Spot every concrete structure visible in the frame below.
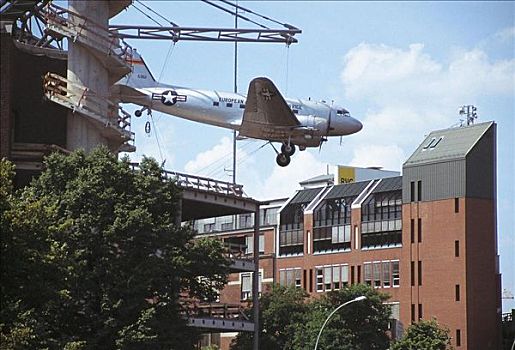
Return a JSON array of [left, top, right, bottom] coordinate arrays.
[[195, 121, 500, 350]]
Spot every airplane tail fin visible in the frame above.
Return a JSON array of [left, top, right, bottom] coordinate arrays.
[[119, 48, 158, 89]]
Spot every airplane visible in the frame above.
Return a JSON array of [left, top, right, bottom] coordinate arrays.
[[112, 49, 363, 167]]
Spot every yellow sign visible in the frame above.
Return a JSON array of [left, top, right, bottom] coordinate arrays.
[[338, 166, 356, 184]]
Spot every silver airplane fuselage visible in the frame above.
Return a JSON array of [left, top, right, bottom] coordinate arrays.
[[126, 84, 363, 148]]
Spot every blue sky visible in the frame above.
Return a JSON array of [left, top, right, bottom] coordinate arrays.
[[113, 1, 514, 311]]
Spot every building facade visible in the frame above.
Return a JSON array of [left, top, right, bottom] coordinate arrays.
[[195, 121, 500, 350]]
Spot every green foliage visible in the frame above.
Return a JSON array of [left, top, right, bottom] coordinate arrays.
[[0, 149, 230, 349], [392, 319, 453, 350], [230, 285, 310, 350], [230, 284, 391, 350]]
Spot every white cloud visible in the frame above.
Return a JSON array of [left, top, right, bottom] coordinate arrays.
[[250, 151, 328, 200], [184, 136, 253, 177], [340, 41, 515, 171]]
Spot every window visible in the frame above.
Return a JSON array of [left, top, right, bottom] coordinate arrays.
[[212, 101, 219, 106], [417, 181, 422, 201], [364, 263, 372, 286], [418, 303, 423, 319], [245, 235, 265, 254], [331, 225, 351, 244], [410, 182, 415, 202], [239, 213, 253, 229], [351, 266, 355, 284], [417, 218, 422, 243], [226, 102, 233, 107], [455, 198, 459, 213], [382, 261, 391, 288], [221, 222, 233, 231], [455, 240, 460, 257], [204, 223, 215, 232], [316, 269, 324, 292], [455, 284, 460, 301], [361, 190, 402, 248], [241, 273, 251, 300], [332, 265, 341, 290], [341, 265, 349, 287], [410, 219, 415, 243], [411, 304, 415, 322], [241, 272, 262, 300], [279, 229, 303, 255], [373, 262, 381, 288], [456, 329, 461, 347], [239, 104, 245, 109], [418, 261, 422, 286], [292, 109, 299, 114], [411, 261, 415, 286], [324, 266, 332, 290], [279, 268, 302, 288], [357, 265, 361, 283], [392, 260, 400, 287], [316, 264, 349, 292]]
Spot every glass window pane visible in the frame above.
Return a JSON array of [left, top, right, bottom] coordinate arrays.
[[242, 274, 251, 291], [383, 261, 391, 287], [324, 267, 332, 284], [332, 226, 339, 243], [332, 265, 340, 282], [344, 225, 351, 242], [341, 265, 349, 283]]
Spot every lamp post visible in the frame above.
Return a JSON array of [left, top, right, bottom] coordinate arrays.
[[313, 295, 367, 350]]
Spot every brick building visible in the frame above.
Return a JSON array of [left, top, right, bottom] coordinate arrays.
[[195, 121, 501, 349]]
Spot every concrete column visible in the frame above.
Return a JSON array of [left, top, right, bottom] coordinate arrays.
[[66, 1, 112, 152]]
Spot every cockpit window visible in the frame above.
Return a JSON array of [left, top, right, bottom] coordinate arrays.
[[336, 109, 350, 117]]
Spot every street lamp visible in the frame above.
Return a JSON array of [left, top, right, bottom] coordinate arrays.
[[313, 295, 367, 350]]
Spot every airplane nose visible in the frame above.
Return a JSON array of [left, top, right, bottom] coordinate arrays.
[[350, 117, 363, 133]]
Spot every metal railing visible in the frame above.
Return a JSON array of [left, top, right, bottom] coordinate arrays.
[[130, 163, 244, 197]]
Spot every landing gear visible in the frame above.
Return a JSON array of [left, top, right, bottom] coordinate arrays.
[[276, 153, 291, 167], [281, 143, 296, 156], [135, 106, 150, 117]]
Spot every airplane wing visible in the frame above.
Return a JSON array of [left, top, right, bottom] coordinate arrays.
[[239, 77, 301, 140]]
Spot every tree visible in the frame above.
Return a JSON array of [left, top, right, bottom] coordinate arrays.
[[292, 284, 392, 350], [0, 148, 230, 349], [230, 284, 392, 350], [230, 285, 310, 350], [391, 319, 453, 350]]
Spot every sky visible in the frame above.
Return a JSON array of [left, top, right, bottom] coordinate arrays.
[[112, 1, 515, 312]]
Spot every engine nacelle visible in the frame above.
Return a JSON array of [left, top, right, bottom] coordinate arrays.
[[291, 134, 322, 148]]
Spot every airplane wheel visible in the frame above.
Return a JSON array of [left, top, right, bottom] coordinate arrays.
[[276, 153, 291, 167], [281, 143, 296, 156], [135, 109, 142, 117]]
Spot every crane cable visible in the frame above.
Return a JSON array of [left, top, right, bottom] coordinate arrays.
[[202, 140, 257, 178], [134, 0, 180, 27], [219, 0, 295, 29], [201, 0, 269, 29]]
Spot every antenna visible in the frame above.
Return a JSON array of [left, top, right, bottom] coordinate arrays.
[[458, 105, 478, 126]]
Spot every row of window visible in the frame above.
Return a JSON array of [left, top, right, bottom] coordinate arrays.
[[314, 197, 353, 227], [279, 268, 302, 288], [364, 260, 400, 288], [316, 264, 350, 292], [212, 101, 245, 109]]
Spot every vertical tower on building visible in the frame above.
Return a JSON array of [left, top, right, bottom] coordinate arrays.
[[400, 121, 500, 349]]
